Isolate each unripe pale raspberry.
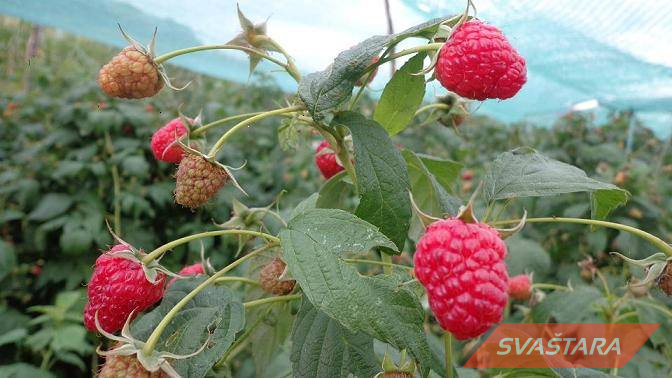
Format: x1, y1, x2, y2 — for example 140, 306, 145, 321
315, 140, 344, 179
507, 274, 532, 301
413, 218, 508, 340
259, 258, 296, 296
657, 261, 672, 296
435, 20, 526, 100
151, 118, 188, 163
174, 155, 228, 208
98, 46, 164, 99
99, 348, 167, 378
168, 262, 205, 286
84, 245, 166, 333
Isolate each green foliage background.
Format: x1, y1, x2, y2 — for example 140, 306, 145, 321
1, 15, 671, 377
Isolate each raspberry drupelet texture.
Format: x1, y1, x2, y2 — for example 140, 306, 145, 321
84, 244, 166, 333
98, 46, 164, 99
413, 218, 509, 340
259, 258, 296, 296
174, 154, 228, 208
435, 20, 526, 101
658, 261, 672, 296
508, 274, 532, 301
99, 348, 167, 378
168, 262, 205, 286
151, 118, 189, 163
314, 140, 344, 179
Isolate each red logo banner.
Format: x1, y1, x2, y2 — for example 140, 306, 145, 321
463, 323, 660, 369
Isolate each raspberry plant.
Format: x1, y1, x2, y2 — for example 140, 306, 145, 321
82, 3, 672, 377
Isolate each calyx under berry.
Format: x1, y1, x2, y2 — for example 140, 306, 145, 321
611, 251, 672, 295
95, 312, 209, 378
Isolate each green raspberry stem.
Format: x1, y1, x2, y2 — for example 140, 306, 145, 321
490, 217, 672, 257
190, 111, 265, 137
207, 105, 305, 158
142, 229, 280, 265
214, 276, 259, 286
444, 332, 454, 378
243, 294, 302, 309
342, 258, 412, 271
250, 35, 302, 82
153, 44, 287, 71
380, 253, 393, 275
414, 103, 451, 116
141, 244, 270, 356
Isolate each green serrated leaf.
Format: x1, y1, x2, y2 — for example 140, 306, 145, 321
505, 236, 551, 276
291, 299, 379, 378
278, 118, 300, 151
403, 149, 461, 217
280, 209, 443, 376
250, 302, 294, 377
630, 298, 672, 348
289, 193, 320, 220
334, 112, 411, 250
531, 286, 604, 323
374, 53, 426, 135
316, 171, 353, 211
131, 278, 245, 378
483, 147, 629, 220
299, 17, 455, 121
417, 154, 462, 192
27, 193, 73, 222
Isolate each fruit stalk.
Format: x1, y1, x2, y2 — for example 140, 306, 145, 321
207, 105, 305, 158
414, 103, 451, 116
491, 217, 672, 256
141, 245, 270, 356
141, 229, 280, 265
243, 293, 302, 309
363, 43, 444, 75
153, 44, 286, 69
214, 276, 259, 286
444, 332, 454, 378
250, 35, 302, 82
191, 111, 265, 137
342, 258, 412, 271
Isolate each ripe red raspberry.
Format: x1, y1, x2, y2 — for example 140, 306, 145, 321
98, 46, 164, 99
413, 218, 508, 340
435, 20, 526, 101
259, 258, 296, 296
507, 274, 532, 301
174, 154, 228, 208
151, 118, 188, 163
355, 56, 380, 86
84, 244, 166, 333
315, 140, 344, 179
168, 262, 205, 286
99, 348, 167, 378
